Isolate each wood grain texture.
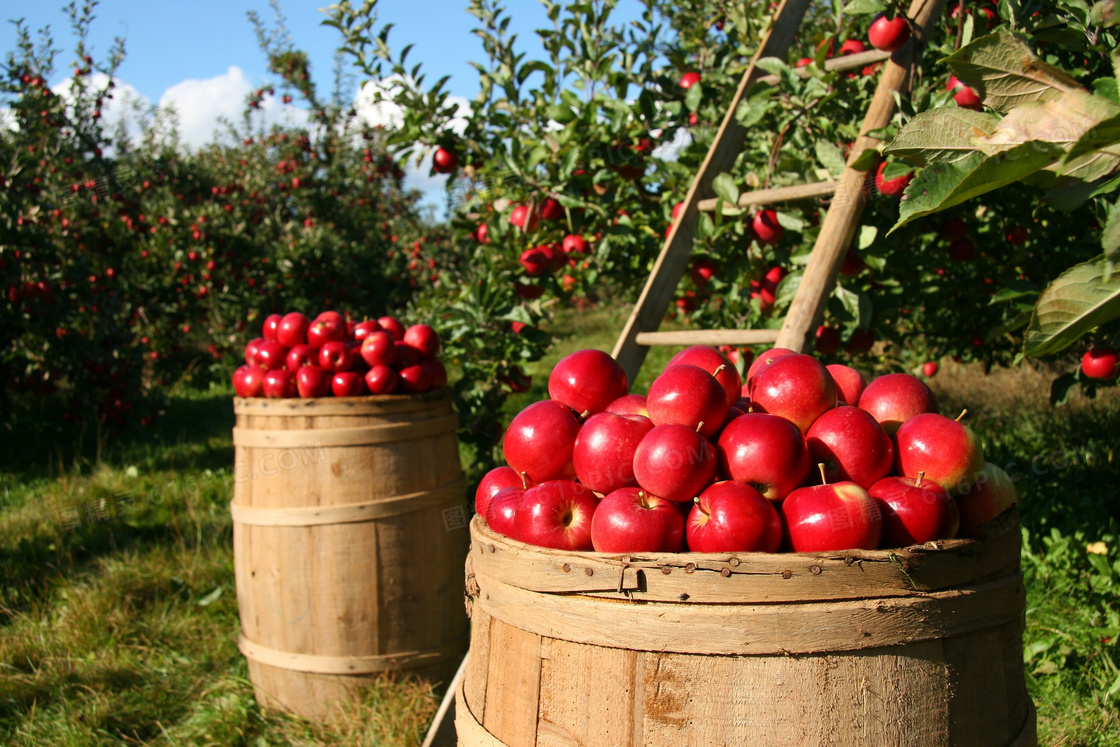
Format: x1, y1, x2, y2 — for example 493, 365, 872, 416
611, 0, 814, 384
696, 180, 839, 213
634, 329, 781, 347
482, 619, 542, 747
232, 390, 469, 722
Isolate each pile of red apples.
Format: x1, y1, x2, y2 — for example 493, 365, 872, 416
232, 310, 446, 398
476, 346, 1018, 554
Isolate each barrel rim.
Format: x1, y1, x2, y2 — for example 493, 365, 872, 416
233, 385, 451, 412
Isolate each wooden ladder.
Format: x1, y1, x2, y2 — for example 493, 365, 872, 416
611, 0, 947, 384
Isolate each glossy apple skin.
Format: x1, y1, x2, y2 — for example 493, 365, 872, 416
351, 320, 382, 343
262, 368, 298, 399
1082, 347, 1118, 380
781, 481, 882, 552
605, 393, 649, 417
403, 324, 439, 358
233, 365, 265, 398
632, 423, 717, 503
245, 337, 266, 367
687, 481, 782, 553
548, 349, 629, 418
262, 313, 283, 342
895, 413, 984, 494
573, 412, 653, 495
716, 413, 810, 502
364, 365, 399, 395
827, 364, 867, 405
857, 372, 939, 436
752, 209, 784, 244
923, 361, 939, 378
806, 405, 894, 489
749, 353, 838, 434
378, 316, 406, 341
666, 346, 741, 407
315, 310, 346, 327
745, 347, 795, 385
286, 343, 316, 372
503, 400, 582, 484
254, 340, 290, 371
296, 365, 332, 398
475, 466, 525, 519
485, 486, 525, 538
307, 318, 346, 349
647, 364, 728, 440
562, 234, 588, 254
360, 331, 399, 368
514, 480, 598, 550
870, 475, 959, 547
331, 372, 365, 397
317, 340, 353, 373
868, 13, 910, 52
276, 312, 310, 348
399, 364, 432, 393
591, 487, 685, 553
955, 462, 1018, 537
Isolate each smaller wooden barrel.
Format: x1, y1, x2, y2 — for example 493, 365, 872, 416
457, 510, 1036, 747
232, 390, 469, 722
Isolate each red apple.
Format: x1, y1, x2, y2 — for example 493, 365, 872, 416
432, 146, 458, 174
752, 209, 784, 244
351, 320, 382, 343
245, 337, 266, 367
573, 411, 654, 495
562, 234, 588, 254
360, 331, 399, 368
923, 361, 939, 377
254, 340, 289, 371
894, 412, 985, 493
476, 466, 525, 519
332, 372, 365, 397
875, 161, 913, 197
296, 365, 331, 398
679, 71, 701, 89
1081, 347, 1118, 380
378, 316, 406, 341
955, 462, 1018, 537
318, 340, 353, 373
286, 343, 316, 372
539, 197, 564, 221
605, 393, 649, 417
591, 487, 685, 553
666, 345, 741, 407
421, 358, 448, 388
315, 310, 346, 327
503, 400, 582, 483
716, 412, 811, 502
398, 364, 432, 393
396, 342, 423, 369
403, 324, 439, 358
233, 365, 265, 398
870, 473, 959, 547
276, 312, 310, 348
868, 14, 909, 52
548, 349, 629, 418
364, 364, 400, 395
520, 247, 550, 277
632, 423, 717, 503
815, 325, 841, 355
486, 485, 525, 537
826, 364, 867, 405
749, 353, 838, 434
307, 318, 346, 349
746, 346, 795, 385
782, 470, 882, 552
647, 364, 728, 440
262, 313, 282, 341
262, 368, 297, 398
690, 258, 719, 288
946, 75, 982, 110
509, 203, 540, 232
687, 481, 782, 553
857, 372, 939, 435
514, 479, 598, 550
806, 405, 894, 489
838, 38, 866, 55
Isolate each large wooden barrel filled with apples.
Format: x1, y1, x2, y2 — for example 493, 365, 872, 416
458, 346, 1035, 746
230, 311, 469, 722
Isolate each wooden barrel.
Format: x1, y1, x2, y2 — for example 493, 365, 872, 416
231, 389, 469, 722
457, 510, 1036, 747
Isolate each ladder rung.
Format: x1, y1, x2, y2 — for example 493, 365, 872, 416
697, 179, 838, 213
635, 329, 781, 347
757, 48, 891, 87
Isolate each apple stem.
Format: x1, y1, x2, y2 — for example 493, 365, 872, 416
695, 421, 705, 433
817, 462, 828, 485
713, 364, 727, 376
520, 471, 529, 490
917, 470, 925, 484
956, 408, 968, 422
580, 409, 591, 421
638, 490, 650, 509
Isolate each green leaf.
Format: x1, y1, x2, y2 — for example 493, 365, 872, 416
196, 586, 224, 607
884, 108, 1001, 166
944, 30, 1085, 113
685, 83, 703, 112
892, 143, 1062, 230
774, 273, 801, 311
1103, 198, 1120, 269
843, 0, 887, 14
1090, 0, 1118, 27
547, 103, 576, 124
1065, 111, 1120, 161
815, 140, 847, 179
1024, 256, 1120, 357
1049, 372, 1079, 406
711, 172, 740, 205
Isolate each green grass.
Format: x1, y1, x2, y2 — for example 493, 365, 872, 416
2, 307, 1119, 745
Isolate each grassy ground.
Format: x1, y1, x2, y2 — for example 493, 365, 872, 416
2, 305, 1119, 745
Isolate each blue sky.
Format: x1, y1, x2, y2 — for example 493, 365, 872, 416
0, 1, 647, 209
